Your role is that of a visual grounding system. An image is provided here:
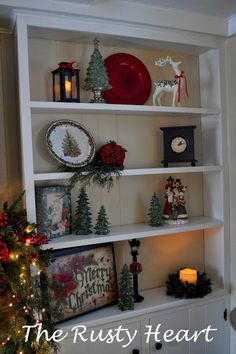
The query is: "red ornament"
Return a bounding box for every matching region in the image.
[0,213,8,228]
[0,241,10,263]
[34,233,48,245]
[24,233,48,245]
[130,262,142,274]
[99,141,127,168]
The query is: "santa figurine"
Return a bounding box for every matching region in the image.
[163,176,174,220]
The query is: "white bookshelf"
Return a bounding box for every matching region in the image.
[33,166,223,181]
[42,216,223,250]
[15,10,230,353]
[30,100,220,116]
[59,285,227,330]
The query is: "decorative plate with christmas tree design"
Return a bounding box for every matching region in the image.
[46,120,95,167]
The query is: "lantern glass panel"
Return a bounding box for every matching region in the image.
[71,74,79,100]
[53,72,61,102]
[64,73,72,100]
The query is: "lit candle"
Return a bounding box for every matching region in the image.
[65,80,71,97]
[179,268,197,285]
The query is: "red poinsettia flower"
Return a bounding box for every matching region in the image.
[62,282,77,297]
[99,141,127,168]
[52,271,73,283]
[70,254,85,272]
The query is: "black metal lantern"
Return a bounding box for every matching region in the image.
[52,61,80,102]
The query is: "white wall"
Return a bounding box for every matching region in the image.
[226,34,236,353]
[0,33,21,202]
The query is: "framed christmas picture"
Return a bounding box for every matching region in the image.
[44,243,117,323]
[35,185,71,240]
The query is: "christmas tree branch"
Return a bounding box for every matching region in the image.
[62,163,123,191]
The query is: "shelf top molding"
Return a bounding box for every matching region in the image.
[17,10,224,52]
[58,285,227,330]
[30,101,220,117]
[33,166,223,182]
[42,216,223,251]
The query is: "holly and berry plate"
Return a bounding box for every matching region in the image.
[46,120,95,167]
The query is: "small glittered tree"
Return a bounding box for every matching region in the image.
[84,38,111,102]
[94,205,111,235]
[62,130,81,157]
[118,264,134,311]
[74,187,93,235]
[148,192,163,226]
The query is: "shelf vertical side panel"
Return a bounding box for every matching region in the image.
[200,43,230,354]
[200,51,224,216]
[200,49,222,167]
[218,41,231,289]
[16,17,36,222]
[217,42,231,354]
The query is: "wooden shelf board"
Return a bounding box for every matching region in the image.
[121,166,223,175]
[58,285,227,330]
[34,172,74,181]
[30,101,220,116]
[41,216,223,251]
[34,166,222,181]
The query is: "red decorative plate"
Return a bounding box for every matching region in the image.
[103,53,151,105]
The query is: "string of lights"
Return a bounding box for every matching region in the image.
[0,193,57,354]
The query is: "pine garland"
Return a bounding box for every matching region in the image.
[166,270,212,299]
[0,193,57,354]
[62,141,127,191]
[64,161,123,191]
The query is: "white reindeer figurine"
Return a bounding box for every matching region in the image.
[152,56,188,106]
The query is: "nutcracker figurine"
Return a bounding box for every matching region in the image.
[128,239,144,302]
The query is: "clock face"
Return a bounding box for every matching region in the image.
[170,136,187,154]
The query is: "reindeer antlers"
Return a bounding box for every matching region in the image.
[154,56,172,67]
[154,58,168,67]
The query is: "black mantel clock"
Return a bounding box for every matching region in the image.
[160,125,197,167]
